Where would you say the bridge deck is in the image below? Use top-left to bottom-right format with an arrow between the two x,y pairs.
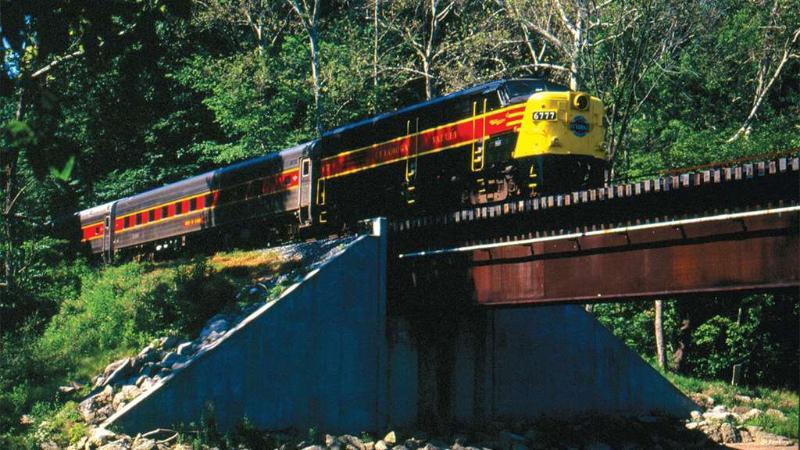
392,155 -> 799,304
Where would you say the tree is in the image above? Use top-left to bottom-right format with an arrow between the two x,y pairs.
655,299 -> 666,369
1,0 -> 192,303
727,0 -> 800,142
286,0 -> 324,135
381,0 -> 462,100
499,0 -> 697,177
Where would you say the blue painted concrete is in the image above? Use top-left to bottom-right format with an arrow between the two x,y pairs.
107,220 -> 388,433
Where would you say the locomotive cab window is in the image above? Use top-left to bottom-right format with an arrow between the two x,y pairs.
503,80 -> 568,104
302,159 -> 310,177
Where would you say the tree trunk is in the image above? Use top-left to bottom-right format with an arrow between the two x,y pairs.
309,26 -> 322,136
373,0 -> 379,91
673,317 -> 691,373
422,58 -> 433,100
1,95 -> 25,293
655,300 -> 666,369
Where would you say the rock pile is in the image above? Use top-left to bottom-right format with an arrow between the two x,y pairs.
78,318 -> 234,425
77,237 -> 356,426
65,427 -> 181,450
56,417 -> 767,450
684,404 -> 795,445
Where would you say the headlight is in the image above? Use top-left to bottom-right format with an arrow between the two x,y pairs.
573,94 -> 589,110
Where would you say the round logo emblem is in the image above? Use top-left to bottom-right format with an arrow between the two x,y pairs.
569,115 -> 589,137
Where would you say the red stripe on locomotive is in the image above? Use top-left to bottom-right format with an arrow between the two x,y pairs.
320,106 -> 524,179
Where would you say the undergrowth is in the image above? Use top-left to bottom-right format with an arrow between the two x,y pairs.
0,248 -> 299,447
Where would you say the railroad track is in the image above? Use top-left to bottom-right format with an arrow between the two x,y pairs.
390,154 -> 800,258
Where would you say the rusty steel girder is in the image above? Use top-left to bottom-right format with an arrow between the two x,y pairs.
469,211 -> 799,305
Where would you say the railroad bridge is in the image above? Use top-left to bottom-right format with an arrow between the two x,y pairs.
391,155 -> 798,305
107,155 -> 799,434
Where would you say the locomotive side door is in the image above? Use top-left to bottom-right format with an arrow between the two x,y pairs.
298,157 -> 314,228
470,97 -> 489,201
101,201 -> 118,263
404,118 -> 419,205
471,97 -> 488,173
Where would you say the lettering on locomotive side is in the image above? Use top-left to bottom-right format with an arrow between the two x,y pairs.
183,217 -> 204,228
432,129 -> 459,146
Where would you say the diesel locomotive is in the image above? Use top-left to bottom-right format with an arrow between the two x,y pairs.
77,78 -> 606,260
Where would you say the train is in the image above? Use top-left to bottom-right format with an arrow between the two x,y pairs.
76,78 -> 607,261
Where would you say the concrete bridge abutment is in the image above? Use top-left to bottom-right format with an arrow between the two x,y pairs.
108,219 -> 694,434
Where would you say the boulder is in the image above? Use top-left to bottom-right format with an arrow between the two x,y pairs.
326,434 -> 340,446
384,431 -> 397,446
734,394 -> 752,403
719,422 -> 739,443
75,436 -> 88,449
160,336 -> 180,350
702,410 -> 732,422
136,346 -> 160,364
200,316 -> 229,339
58,381 -> 83,394
201,330 -> 225,346
131,437 -> 158,450
112,384 -> 141,409
741,408 -> 762,421
135,376 -> 151,388
97,441 -> 128,450
95,404 -> 115,423
339,434 -> 365,450
175,342 -> 195,356
103,358 -> 130,379
159,351 -> 178,367
92,375 -> 106,389
375,441 -> 388,450
88,427 -> 117,448
103,358 -> 135,387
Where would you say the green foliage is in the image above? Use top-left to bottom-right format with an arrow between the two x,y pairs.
0,257 -> 236,444
593,300 -> 680,358
37,259 -> 236,378
594,295 -> 799,388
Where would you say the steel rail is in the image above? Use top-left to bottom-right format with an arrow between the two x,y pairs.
397,205 -> 800,259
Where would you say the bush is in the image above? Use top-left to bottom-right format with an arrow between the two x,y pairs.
37,259 -> 236,382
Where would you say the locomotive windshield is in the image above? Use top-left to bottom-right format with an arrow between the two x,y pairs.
503,79 -> 568,103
